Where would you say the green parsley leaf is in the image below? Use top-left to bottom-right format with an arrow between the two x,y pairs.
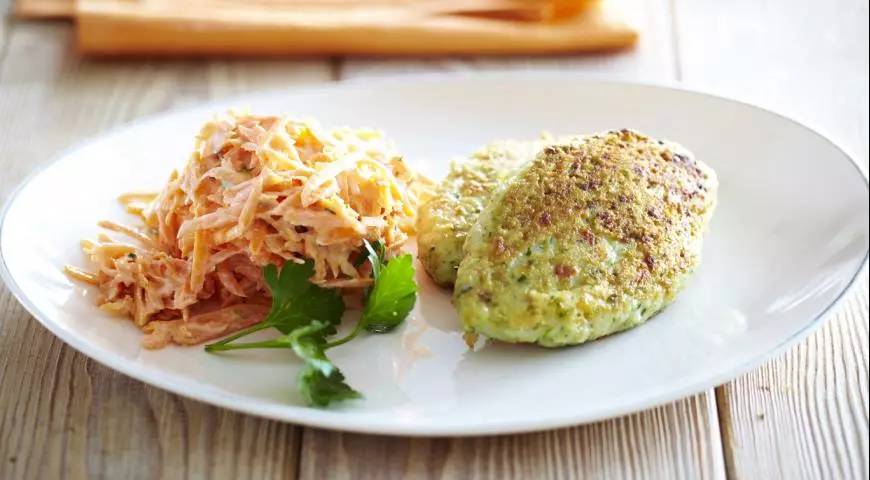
205,259 -> 344,351
204,240 -> 417,409
204,262 -> 358,407
263,261 -> 345,335
289,322 -> 361,406
327,240 -> 417,347
298,367 -> 361,407
361,253 -> 416,333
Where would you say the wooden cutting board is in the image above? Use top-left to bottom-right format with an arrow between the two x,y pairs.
16,0 -> 639,56
15,0 -> 73,18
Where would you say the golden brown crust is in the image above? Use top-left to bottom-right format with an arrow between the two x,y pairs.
454,129 -> 718,346
417,137 -> 569,286
492,129 -> 715,297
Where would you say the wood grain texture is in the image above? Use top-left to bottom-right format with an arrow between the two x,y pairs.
0,13 -> 329,478
675,1 -> 870,478
1,0 -> 869,478
0,309 -> 301,479
715,272 -> 869,480
300,1 -> 726,479
674,0 -> 869,172
0,20 -> 330,201
300,392 -> 723,480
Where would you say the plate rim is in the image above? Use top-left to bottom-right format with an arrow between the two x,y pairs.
1,71 -> 868,437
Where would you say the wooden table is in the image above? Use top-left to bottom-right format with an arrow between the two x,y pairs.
0,0 -> 867,478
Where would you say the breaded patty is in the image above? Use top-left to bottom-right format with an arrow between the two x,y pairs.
417,135 -> 578,286
454,129 -> 718,347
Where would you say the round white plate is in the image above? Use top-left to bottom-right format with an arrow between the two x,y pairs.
1,73 -> 867,436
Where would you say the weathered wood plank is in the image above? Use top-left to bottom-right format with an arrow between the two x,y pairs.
300,393 -> 724,480
675,1 -> 869,478
298,2 -> 726,478
0,19 -> 329,479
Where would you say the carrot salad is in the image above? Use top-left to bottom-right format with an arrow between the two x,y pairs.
65,111 -> 432,348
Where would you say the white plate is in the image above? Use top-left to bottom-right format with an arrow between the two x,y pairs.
1,73 -> 867,436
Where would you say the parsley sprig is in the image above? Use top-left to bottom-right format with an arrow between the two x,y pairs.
204,240 -> 417,407
326,241 -> 417,348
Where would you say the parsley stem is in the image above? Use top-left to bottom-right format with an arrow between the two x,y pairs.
204,323 -> 270,351
324,322 -> 365,349
205,338 -> 290,352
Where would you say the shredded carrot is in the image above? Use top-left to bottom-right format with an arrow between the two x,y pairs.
64,111 -> 432,348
